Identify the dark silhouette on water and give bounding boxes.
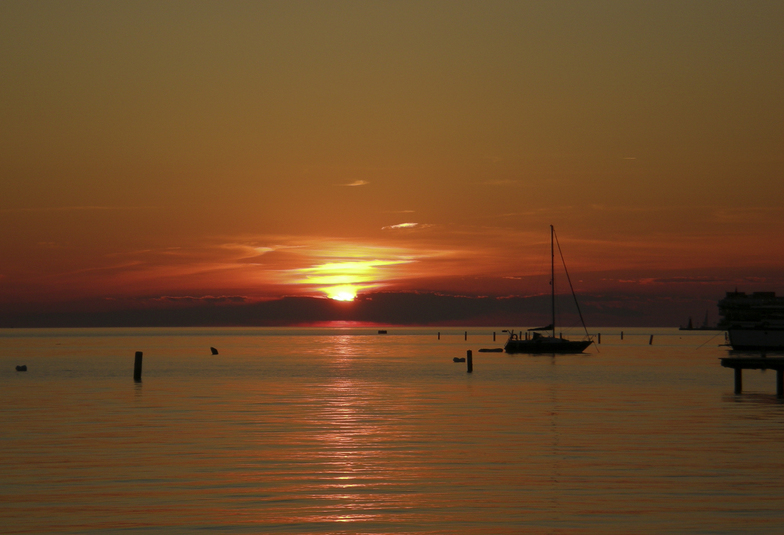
[720,356,784,397]
[16,365,27,372]
[719,291,784,350]
[210,347,219,355]
[504,225,593,354]
[680,310,722,331]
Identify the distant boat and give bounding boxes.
[679,310,722,331]
[504,225,593,354]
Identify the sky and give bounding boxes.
[1,0,782,326]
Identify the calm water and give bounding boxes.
[2,327,783,534]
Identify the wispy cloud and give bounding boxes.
[152,295,249,304]
[382,222,421,230]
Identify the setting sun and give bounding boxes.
[289,255,416,300]
[327,285,357,301]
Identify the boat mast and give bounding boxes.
[551,224,555,338]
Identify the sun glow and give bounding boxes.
[327,285,358,301]
[291,256,414,300]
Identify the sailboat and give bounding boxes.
[504,225,593,354]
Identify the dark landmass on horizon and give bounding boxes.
[0,291,716,328]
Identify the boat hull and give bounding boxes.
[504,338,592,354]
[728,329,784,351]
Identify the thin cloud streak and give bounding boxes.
[335,180,369,187]
[382,222,420,230]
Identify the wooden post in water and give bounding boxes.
[777,370,783,398]
[464,331,467,341]
[133,351,143,382]
[598,333,601,344]
[734,368,742,394]
[467,350,472,373]
[621,331,624,340]
[649,335,654,345]
[438,332,440,340]
[493,331,496,341]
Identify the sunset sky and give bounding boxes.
[1,1,782,326]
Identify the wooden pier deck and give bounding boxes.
[720,357,784,397]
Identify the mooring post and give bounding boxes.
[467,350,473,373]
[493,331,496,341]
[464,331,467,341]
[649,335,653,345]
[598,333,601,344]
[438,332,440,340]
[133,351,143,382]
[734,368,742,394]
[777,370,783,398]
[621,331,624,340]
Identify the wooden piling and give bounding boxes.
[464,331,467,341]
[493,331,496,341]
[621,331,624,340]
[438,332,440,340]
[133,351,143,382]
[467,350,473,373]
[721,357,784,396]
[598,333,601,344]
[649,335,654,345]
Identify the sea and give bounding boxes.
[2,327,783,534]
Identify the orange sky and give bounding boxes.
[1,1,782,323]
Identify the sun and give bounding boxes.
[326,285,357,301]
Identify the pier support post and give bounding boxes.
[777,370,783,398]
[133,351,143,382]
[438,332,440,340]
[464,331,467,341]
[493,331,496,341]
[598,333,601,344]
[649,335,653,345]
[621,331,624,340]
[734,368,742,394]
[467,350,472,373]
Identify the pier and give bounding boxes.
[720,357,784,397]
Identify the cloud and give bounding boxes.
[621,276,729,285]
[382,222,420,230]
[152,295,250,304]
[336,180,369,187]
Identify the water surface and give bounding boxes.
[2,327,783,534]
